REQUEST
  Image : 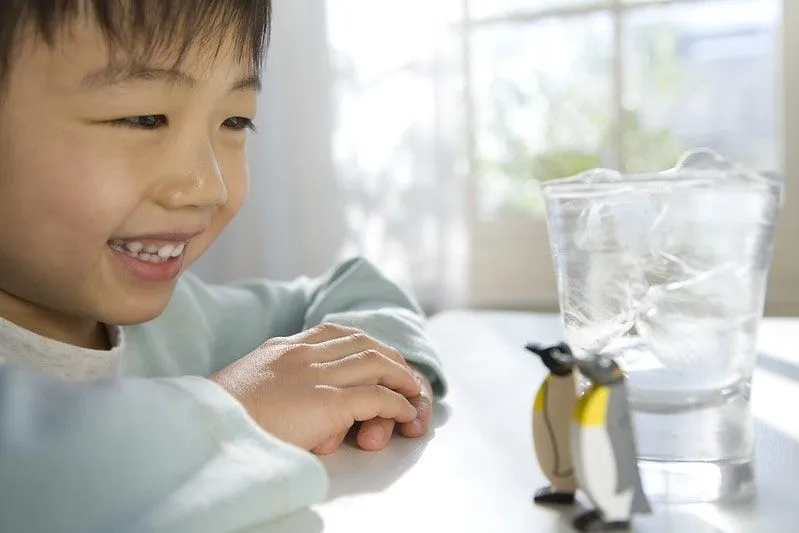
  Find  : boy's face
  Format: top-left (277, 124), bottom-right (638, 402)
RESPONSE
top-left (0, 18), bottom-right (258, 330)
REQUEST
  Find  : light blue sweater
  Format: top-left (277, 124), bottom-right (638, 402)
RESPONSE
top-left (0, 256), bottom-right (447, 533)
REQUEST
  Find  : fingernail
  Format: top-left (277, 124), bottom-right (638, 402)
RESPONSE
top-left (410, 419), bottom-right (423, 433)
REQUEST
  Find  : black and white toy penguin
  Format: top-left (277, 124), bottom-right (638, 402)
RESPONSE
top-left (571, 354), bottom-right (651, 531)
top-left (526, 342), bottom-right (580, 506)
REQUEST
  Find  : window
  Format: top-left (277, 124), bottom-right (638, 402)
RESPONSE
top-left (463, 0), bottom-right (786, 310)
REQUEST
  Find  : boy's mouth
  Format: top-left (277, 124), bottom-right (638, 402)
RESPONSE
top-left (108, 239), bottom-right (188, 264)
top-left (106, 230), bottom-right (204, 283)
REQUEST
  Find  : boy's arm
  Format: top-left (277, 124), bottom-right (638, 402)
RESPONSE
top-left (0, 366), bottom-right (328, 533)
top-left (130, 256), bottom-right (448, 398)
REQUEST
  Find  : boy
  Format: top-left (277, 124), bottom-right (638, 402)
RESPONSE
top-left (0, 1), bottom-right (447, 532)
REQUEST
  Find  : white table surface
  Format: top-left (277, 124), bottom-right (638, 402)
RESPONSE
top-left (262, 310), bottom-right (799, 533)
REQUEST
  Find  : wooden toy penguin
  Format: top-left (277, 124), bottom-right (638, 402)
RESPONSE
top-left (525, 342), bottom-right (580, 505)
top-left (571, 354), bottom-right (651, 531)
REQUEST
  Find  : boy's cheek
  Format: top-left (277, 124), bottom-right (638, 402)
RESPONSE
top-left (182, 189), bottom-right (247, 269)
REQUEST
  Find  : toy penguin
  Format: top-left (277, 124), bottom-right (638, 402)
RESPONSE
top-left (525, 342), bottom-right (580, 505)
top-left (571, 354), bottom-right (651, 532)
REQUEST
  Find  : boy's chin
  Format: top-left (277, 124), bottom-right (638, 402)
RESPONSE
top-left (98, 290), bottom-right (175, 327)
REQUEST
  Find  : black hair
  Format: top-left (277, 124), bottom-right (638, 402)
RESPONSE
top-left (0, 0), bottom-right (271, 89)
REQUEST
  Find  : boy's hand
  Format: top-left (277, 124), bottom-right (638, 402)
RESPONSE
top-left (210, 324), bottom-right (422, 452)
top-left (311, 365), bottom-right (434, 455)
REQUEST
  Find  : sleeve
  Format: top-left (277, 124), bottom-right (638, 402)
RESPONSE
top-left (157, 256), bottom-right (448, 397)
top-left (0, 366), bottom-right (328, 533)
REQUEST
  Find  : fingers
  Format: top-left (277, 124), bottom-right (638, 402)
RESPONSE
top-left (398, 393), bottom-right (432, 438)
top-left (297, 326), bottom-right (421, 397)
top-left (325, 332), bottom-right (410, 368)
top-left (311, 430), bottom-right (349, 456)
top-left (398, 369), bottom-right (434, 438)
top-left (294, 324), bottom-right (411, 370)
top-left (311, 417), bottom-right (397, 455)
top-left (294, 323), bottom-right (362, 344)
top-left (339, 385), bottom-right (418, 424)
top-left (311, 330), bottom-right (409, 367)
top-left (317, 350), bottom-right (421, 397)
top-left (356, 418), bottom-right (395, 451)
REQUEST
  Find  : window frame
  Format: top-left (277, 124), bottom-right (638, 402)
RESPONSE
top-left (768, 0), bottom-right (799, 316)
top-left (462, 0), bottom-right (797, 315)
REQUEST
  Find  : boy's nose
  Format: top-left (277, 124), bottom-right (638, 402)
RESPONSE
top-left (150, 143), bottom-right (228, 210)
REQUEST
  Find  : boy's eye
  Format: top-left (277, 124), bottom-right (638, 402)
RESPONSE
top-left (222, 117), bottom-right (256, 132)
top-left (106, 115), bottom-right (254, 132)
top-left (113, 115), bottom-right (169, 129)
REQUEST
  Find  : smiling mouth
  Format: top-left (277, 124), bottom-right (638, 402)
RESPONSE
top-left (108, 239), bottom-right (187, 263)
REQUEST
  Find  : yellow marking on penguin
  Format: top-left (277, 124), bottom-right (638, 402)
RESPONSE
top-left (573, 385), bottom-right (610, 426)
top-left (534, 376), bottom-right (551, 412)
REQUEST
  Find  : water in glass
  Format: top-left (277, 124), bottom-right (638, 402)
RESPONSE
top-left (540, 149), bottom-right (783, 503)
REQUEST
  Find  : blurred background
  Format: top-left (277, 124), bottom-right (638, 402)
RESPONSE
top-left (192, 0), bottom-right (799, 317)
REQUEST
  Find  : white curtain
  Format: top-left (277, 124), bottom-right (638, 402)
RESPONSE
top-left (191, 0), bottom-right (468, 313)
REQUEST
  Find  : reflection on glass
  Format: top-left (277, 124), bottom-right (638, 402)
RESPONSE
top-left (469, 0), bottom-right (607, 20)
top-left (623, 0), bottom-right (780, 172)
top-left (470, 15), bottom-right (613, 218)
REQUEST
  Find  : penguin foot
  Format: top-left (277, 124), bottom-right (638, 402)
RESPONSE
top-left (533, 487), bottom-right (575, 505)
top-left (573, 511), bottom-right (631, 531)
top-left (572, 510), bottom-right (601, 531)
top-left (602, 521), bottom-right (632, 530)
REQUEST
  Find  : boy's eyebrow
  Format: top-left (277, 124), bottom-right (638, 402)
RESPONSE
top-left (79, 63), bottom-right (262, 93)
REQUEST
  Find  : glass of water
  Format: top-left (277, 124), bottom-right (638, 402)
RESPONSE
top-left (539, 149), bottom-right (783, 503)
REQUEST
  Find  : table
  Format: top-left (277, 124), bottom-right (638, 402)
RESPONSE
top-left (263, 310), bottom-right (799, 532)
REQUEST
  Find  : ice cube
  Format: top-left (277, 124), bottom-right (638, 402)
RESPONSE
top-left (635, 262), bottom-right (755, 373)
top-left (672, 148), bottom-right (733, 173)
top-left (552, 167), bottom-right (624, 185)
top-left (561, 247), bottom-right (649, 357)
top-left (668, 148), bottom-right (783, 204)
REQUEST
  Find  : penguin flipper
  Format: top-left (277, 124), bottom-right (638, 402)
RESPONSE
top-left (606, 386), bottom-right (640, 494)
top-left (632, 483), bottom-right (652, 514)
top-left (607, 385), bottom-right (652, 515)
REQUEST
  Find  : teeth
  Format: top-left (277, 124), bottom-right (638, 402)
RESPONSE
top-left (110, 240), bottom-right (188, 263)
top-left (171, 243), bottom-right (186, 257)
top-left (157, 245), bottom-right (175, 259)
top-left (125, 241), bottom-right (144, 253)
top-left (138, 252), bottom-right (167, 263)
